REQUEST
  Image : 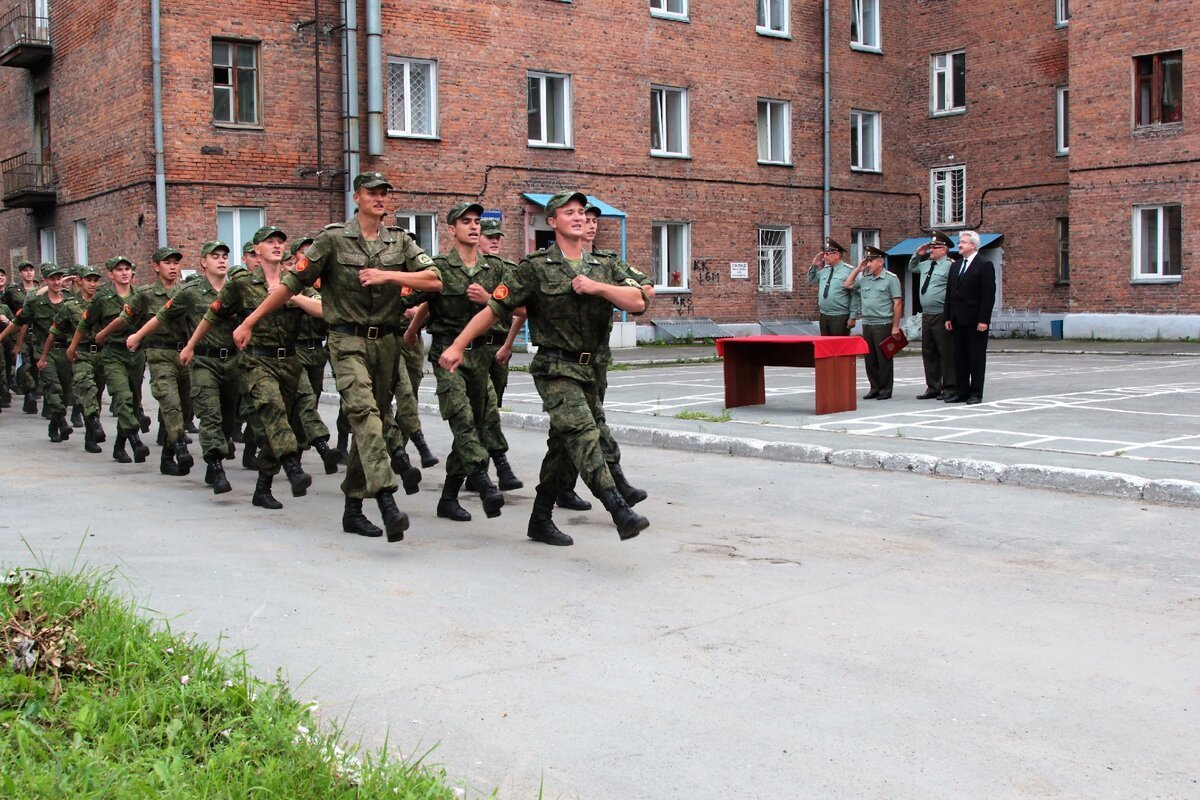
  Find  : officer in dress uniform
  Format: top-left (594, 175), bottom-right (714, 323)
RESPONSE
top-left (806, 237), bottom-right (860, 335)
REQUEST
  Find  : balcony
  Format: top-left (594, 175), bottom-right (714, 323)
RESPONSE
top-left (0, 1), bottom-right (51, 69)
top-left (2, 152), bottom-right (55, 208)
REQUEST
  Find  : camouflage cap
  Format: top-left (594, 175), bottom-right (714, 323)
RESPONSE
top-left (251, 225), bottom-right (287, 245)
top-left (78, 265), bottom-right (101, 279)
top-left (353, 171), bottom-right (392, 191)
top-left (544, 190), bottom-right (589, 217)
top-left (446, 201), bottom-right (485, 225)
top-left (40, 262), bottom-right (66, 279)
top-left (200, 240), bottom-right (230, 257)
top-left (584, 203), bottom-right (602, 217)
top-left (152, 245), bottom-right (183, 262)
top-left (480, 219), bottom-right (505, 238)
top-left (106, 256), bottom-right (134, 271)
top-left (15, 259), bottom-right (34, 270)
top-left (242, 241), bottom-right (256, 256)
top-left (286, 236), bottom-right (314, 259)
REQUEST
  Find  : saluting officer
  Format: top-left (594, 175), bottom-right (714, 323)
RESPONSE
top-left (908, 230), bottom-right (957, 400)
top-left (845, 245), bottom-right (903, 400)
top-left (806, 237), bottom-right (860, 335)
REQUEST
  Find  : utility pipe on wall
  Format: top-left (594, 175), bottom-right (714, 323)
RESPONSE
top-left (365, 0), bottom-right (383, 156)
top-left (341, 0), bottom-right (360, 216)
top-left (822, 0), bottom-right (831, 240)
top-left (151, 0), bottom-right (167, 246)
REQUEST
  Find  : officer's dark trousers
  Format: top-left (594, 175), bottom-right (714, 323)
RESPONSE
top-left (952, 324), bottom-right (989, 400)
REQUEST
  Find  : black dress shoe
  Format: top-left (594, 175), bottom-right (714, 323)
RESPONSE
top-left (875, 393), bottom-right (892, 400)
top-left (944, 395), bottom-right (968, 403)
top-left (916, 389), bottom-right (941, 400)
top-left (862, 391), bottom-right (880, 400)
top-left (937, 392), bottom-right (956, 401)
top-left (965, 396), bottom-right (982, 405)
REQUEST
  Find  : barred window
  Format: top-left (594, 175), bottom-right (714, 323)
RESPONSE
top-left (758, 226), bottom-right (792, 290)
top-left (387, 58), bottom-right (437, 137)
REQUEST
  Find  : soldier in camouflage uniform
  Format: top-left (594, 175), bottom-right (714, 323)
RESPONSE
top-left (44, 265), bottom-right (105, 452)
top-left (240, 172), bottom-right (443, 542)
top-left (4, 260), bottom-right (39, 412)
top-left (390, 307), bottom-right (438, 468)
top-left (441, 190), bottom-right (650, 546)
top-left (1, 263), bottom-right (72, 441)
top-left (0, 282), bottom-right (12, 411)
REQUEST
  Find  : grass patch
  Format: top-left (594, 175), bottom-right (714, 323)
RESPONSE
top-left (674, 409), bottom-right (732, 423)
top-left (0, 568), bottom-right (476, 799)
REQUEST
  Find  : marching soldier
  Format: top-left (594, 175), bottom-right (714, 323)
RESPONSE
top-left (1, 263), bottom-right (71, 441)
top-left (45, 265), bottom-right (105, 452)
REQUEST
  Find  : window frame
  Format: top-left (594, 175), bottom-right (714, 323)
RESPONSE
top-left (1054, 217), bottom-right (1070, 284)
top-left (850, 0), bottom-right (882, 52)
top-left (756, 0), bottom-right (790, 38)
top-left (930, 165), bottom-right (966, 228)
top-left (651, 221), bottom-right (691, 292)
top-left (1055, 85), bottom-right (1069, 155)
top-left (850, 229), bottom-right (880, 267)
top-left (650, 84), bottom-right (690, 158)
top-left (216, 206), bottom-right (265, 266)
top-left (930, 50), bottom-right (967, 116)
top-left (527, 71), bottom-right (573, 149)
top-left (1133, 51), bottom-right (1183, 128)
top-left (38, 226), bottom-right (55, 265)
top-left (73, 219), bottom-right (88, 266)
top-left (757, 98), bottom-right (791, 165)
top-left (650, 0), bottom-right (688, 21)
top-left (395, 211), bottom-right (440, 256)
top-left (850, 109), bottom-right (882, 172)
top-left (1131, 204), bottom-right (1182, 283)
top-left (212, 38), bottom-right (262, 128)
top-left (757, 225), bottom-right (793, 291)
top-left (386, 57), bottom-right (438, 139)
top-left (1055, 0), bottom-right (1070, 27)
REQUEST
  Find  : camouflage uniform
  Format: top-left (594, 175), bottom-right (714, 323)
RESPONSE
top-left (3, 268), bottom-right (37, 399)
top-left (12, 272), bottom-right (70, 424)
top-left (121, 276), bottom-right (190, 449)
top-left (79, 284), bottom-right (147, 440)
top-left (49, 266), bottom-right (107, 451)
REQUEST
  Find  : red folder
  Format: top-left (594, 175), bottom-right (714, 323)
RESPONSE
top-left (880, 330), bottom-right (908, 359)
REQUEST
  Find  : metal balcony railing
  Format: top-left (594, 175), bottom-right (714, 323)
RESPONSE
top-left (0, 1), bottom-right (51, 58)
top-left (1, 152), bottom-right (55, 203)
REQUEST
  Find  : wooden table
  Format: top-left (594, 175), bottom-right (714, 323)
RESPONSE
top-left (715, 335), bottom-right (869, 414)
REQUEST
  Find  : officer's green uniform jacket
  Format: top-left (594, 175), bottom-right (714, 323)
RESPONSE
top-left (282, 217), bottom-right (439, 325)
top-left (854, 269), bottom-right (903, 325)
top-left (158, 274), bottom-right (235, 350)
top-left (120, 279), bottom-right (188, 345)
top-left (807, 261), bottom-right (861, 317)
top-left (487, 245), bottom-right (647, 380)
top-left (906, 253), bottom-right (954, 316)
top-left (408, 249), bottom-right (505, 342)
top-left (204, 268), bottom-right (305, 347)
top-left (79, 286), bottom-right (138, 347)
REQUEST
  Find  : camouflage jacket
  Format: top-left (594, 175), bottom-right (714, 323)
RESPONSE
top-left (204, 267), bottom-right (308, 349)
top-left (410, 249), bottom-right (507, 342)
top-left (78, 286), bottom-right (138, 347)
top-left (158, 274), bottom-right (234, 350)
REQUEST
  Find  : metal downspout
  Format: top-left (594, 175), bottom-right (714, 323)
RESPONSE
top-left (365, 0), bottom-right (383, 155)
top-left (151, 0), bottom-right (167, 246)
top-left (341, 0), bottom-right (360, 216)
top-left (822, 0), bottom-right (831, 239)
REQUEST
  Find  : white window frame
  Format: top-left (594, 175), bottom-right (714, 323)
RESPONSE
top-left (756, 0), bottom-right (789, 38)
top-left (395, 211), bottom-right (439, 256)
top-left (652, 222), bottom-right (691, 291)
top-left (650, 85), bottom-right (689, 158)
top-left (1055, 0), bottom-right (1069, 27)
top-left (850, 229), bottom-right (880, 267)
top-left (650, 0), bottom-right (688, 21)
top-left (850, 0), bottom-right (881, 52)
top-left (850, 109), bottom-right (882, 172)
top-left (931, 50), bottom-right (966, 116)
top-left (38, 226), bottom-right (55, 265)
top-left (1056, 85), bottom-right (1069, 155)
top-left (757, 98), bottom-right (791, 165)
top-left (216, 206), bottom-right (264, 266)
top-left (758, 226), bottom-right (792, 290)
top-left (386, 57), bottom-right (438, 138)
top-left (1131, 204), bottom-right (1182, 283)
top-left (930, 165), bottom-right (966, 227)
top-left (527, 71), bottom-right (572, 148)
top-left (73, 219), bottom-right (88, 266)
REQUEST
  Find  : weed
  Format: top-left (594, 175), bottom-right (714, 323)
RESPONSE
top-left (675, 409), bottom-right (732, 422)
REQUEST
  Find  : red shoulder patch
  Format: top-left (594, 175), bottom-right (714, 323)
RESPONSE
top-left (122, 304), bottom-right (133, 316)
top-left (164, 299), bottom-right (173, 310)
top-left (210, 299), bottom-right (221, 312)
top-left (293, 255), bottom-right (308, 273)
top-left (400, 286), bottom-right (413, 297)
top-left (492, 284), bottom-right (510, 301)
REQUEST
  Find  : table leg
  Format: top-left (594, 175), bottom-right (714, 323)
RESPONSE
top-left (723, 352), bottom-right (765, 408)
top-left (813, 355), bottom-right (858, 415)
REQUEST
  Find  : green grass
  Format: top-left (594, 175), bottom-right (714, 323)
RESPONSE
top-left (674, 409), bottom-right (732, 422)
top-left (0, 568), bottom-right (478, 799)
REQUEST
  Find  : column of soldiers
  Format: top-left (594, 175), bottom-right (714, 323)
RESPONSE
top-left (0, 178), bottom-right (653, 548)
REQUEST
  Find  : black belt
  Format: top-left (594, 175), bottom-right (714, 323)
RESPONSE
top-left (537, 346), bottom-right (594, 366)
top-left (146, 341), bottom-right (187, 351)
top-left (295, 338), bottom-right (325, 350)
top-left (243, 345), bottom-right (296, 359)
top-left (81, 342), bottom-right (99, 354)
top-left (50, 340), bottom-right (65, 349)
top-left (193, 345), bottom-right (235, 360)
top-left (328, 323), bottom-right (396, 340)
top-left (431, 332), bottom-right (500, 350)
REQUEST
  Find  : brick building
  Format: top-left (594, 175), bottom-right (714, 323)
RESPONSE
top-left (0, 0), bottom-right (1195, 338)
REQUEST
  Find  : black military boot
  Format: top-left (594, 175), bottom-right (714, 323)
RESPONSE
top-left (556, 486), bottom-right (592, 511)
top-left (70, 405), bottom-right (84, 428)
top-left (138, 410), bottom-right (152, 433)
top-left (184, 418), bottom-right (199, 434)
top-left (112, 430), bottom-right (132, 464)
top-left (528, 487), bottom-right (573, 546)
top-left (280, 454), bottom-right (312, 497)
top-left (312, 437), bottom-right (340, 475)
top-left (342, 497), bottom-right (382, 537)
top-left (469, 468), bottom-right (504, 518)
top-left (48, 417), bottom-right (63, 443)
top-left (90, 413), bottom-right (107, 443)
top-left (83, 418), bottom-right (101, 454)
top-left (241, 427), bottom-right (258, 471)
top-left (252, 472), bottom-right (283, 509)
top-left (156, 422), bottom-right (166, 446)
top-left (159, 445), bottom-right (183, 476)
top-left (230, 421), bottom-right (245, 443)
top-left (410, 430), bottom-right (439, 468)
top-left (174, 436), bottom-right (194, 472)
top-left (57, 414), bottom-right (72, 440)
top-left (334, 413), bottom-right (350, 462)
top-left (126, 430), bottom-right (150, 463)
top-left (599, 487), bottom-right (649, 541)
top-left (389, 448), bottom-right (421, 495)
top-left (610, 463), bottom-right (648, 506)
top-left (206, 454), bottom-right (232, 495)
top-left (22, 393), bottom-right (36, 414)
top-left (436, 476), bottom-right (472, 522)
top-left (492, 452), bottom-right (523, 491)
top-left (376, 490), bottom-right (409, 542)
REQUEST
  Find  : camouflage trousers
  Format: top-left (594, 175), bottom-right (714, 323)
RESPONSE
top-left (296, 341), bottom-right (328, 398)
top-left (387, 337), bottom-right (424, 448)
top-left (102, 345), bottom-right (146, 433)
top-left (429, 345), bottom-right (505, 480)
top-left (482, 344), bottom-right (511, 407)
top-left (241, 353), bottom-right (302, 476)
top-left (190, 353), bottom-right (241, 459)
top-left (532, 372), bottom-right (615, 496)
top-left (562, 361), bottom-right (623, 491)
top-left (145, 348), bottom-right (189, 446)
top-left (328, 330), bottom-right (398, 500)
top-left (14, 341), bottom-right (38, 394)
top-left (293, 365), bottom-right (329, 447)
top-left (73, 346), bottom-right (105, 417)
top-left (40, 348), bottom-right (74, 416)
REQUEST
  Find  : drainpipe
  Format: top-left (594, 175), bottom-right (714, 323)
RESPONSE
top-left (822, 0), bottom-right (831, 239)
top-left (151, 0), bottom-right (167, 246)
top-left (365, 0), bottom-right (383, 156)
top-left (341, 0), bottom-right (360, 216)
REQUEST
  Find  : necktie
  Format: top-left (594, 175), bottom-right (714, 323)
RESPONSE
top-left (824, 270), bottom-right (833, 298)
top-left (921, 262), bottom-right (935, 294)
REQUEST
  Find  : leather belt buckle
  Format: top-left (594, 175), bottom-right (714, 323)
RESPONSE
top-left (578, 352), bottom-right (591, 365)
top-left (464, 339), bottom-right (473, 351)
top-left (218, 348), bottom-right (229, 359)
top-left (366, 326), bottom-right (380, 340)
top-left (276, 347), bottom-right (288, 359)
top-left (176, 342), bottom-right (186, 352)
top-left (88, 344), bottom-right (99, 354)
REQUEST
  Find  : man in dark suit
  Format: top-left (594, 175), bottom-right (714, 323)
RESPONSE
top-left (943, 230), bottom-right (995, 405)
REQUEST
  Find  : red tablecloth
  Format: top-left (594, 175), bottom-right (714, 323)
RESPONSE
top-left (715, 335), bottom-right (868, 358)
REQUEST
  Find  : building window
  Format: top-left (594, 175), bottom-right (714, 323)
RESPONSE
top-left (850, 0), bottom-right (880, 50)
top-left (931, 50), bottom-right (966, 115)
top-left (850, 110), bottom-right (881, 172)
top-left (216, 207), bottom-right (264, 265)
top-left (758, 226), bottom-right (792, 290)
top-left (1132, 204), bottom-right (1182, 281)
top-left (38, 227), bottom-right (55, 264)
top-left (757, 0), bottom-right (789, 37)
top-left (651, 86), bottom-right (689, 157)
top-left (527, 72), bottom-right (572, 147)
top-left (850, 229), bottom-right (880, 266)
top-left (1056, 86), bottom-right (1069, 155)
top-left (652, 222), bottom-right (690, 290)
top-left (650, 0), bottom-right (687, 20)
top-left (757, 99), bottom-right (790, 164)
top-left (73, 219), bottom-right (88, 265)
top-left (396, 212), bottom-right (439, 255)
top-left (387, 58), bottom-right (437, 138)
top-left (930, 166), bottom-right (966, 227)
top-left (1056, 0), bottom-right (1070, 26)
top-left (1055, 218), bottom-right (1070, 283)
top-left (212, 40), bottom-right (260, 126)
top-left (1134, 51), bottom-right (1183, 127)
